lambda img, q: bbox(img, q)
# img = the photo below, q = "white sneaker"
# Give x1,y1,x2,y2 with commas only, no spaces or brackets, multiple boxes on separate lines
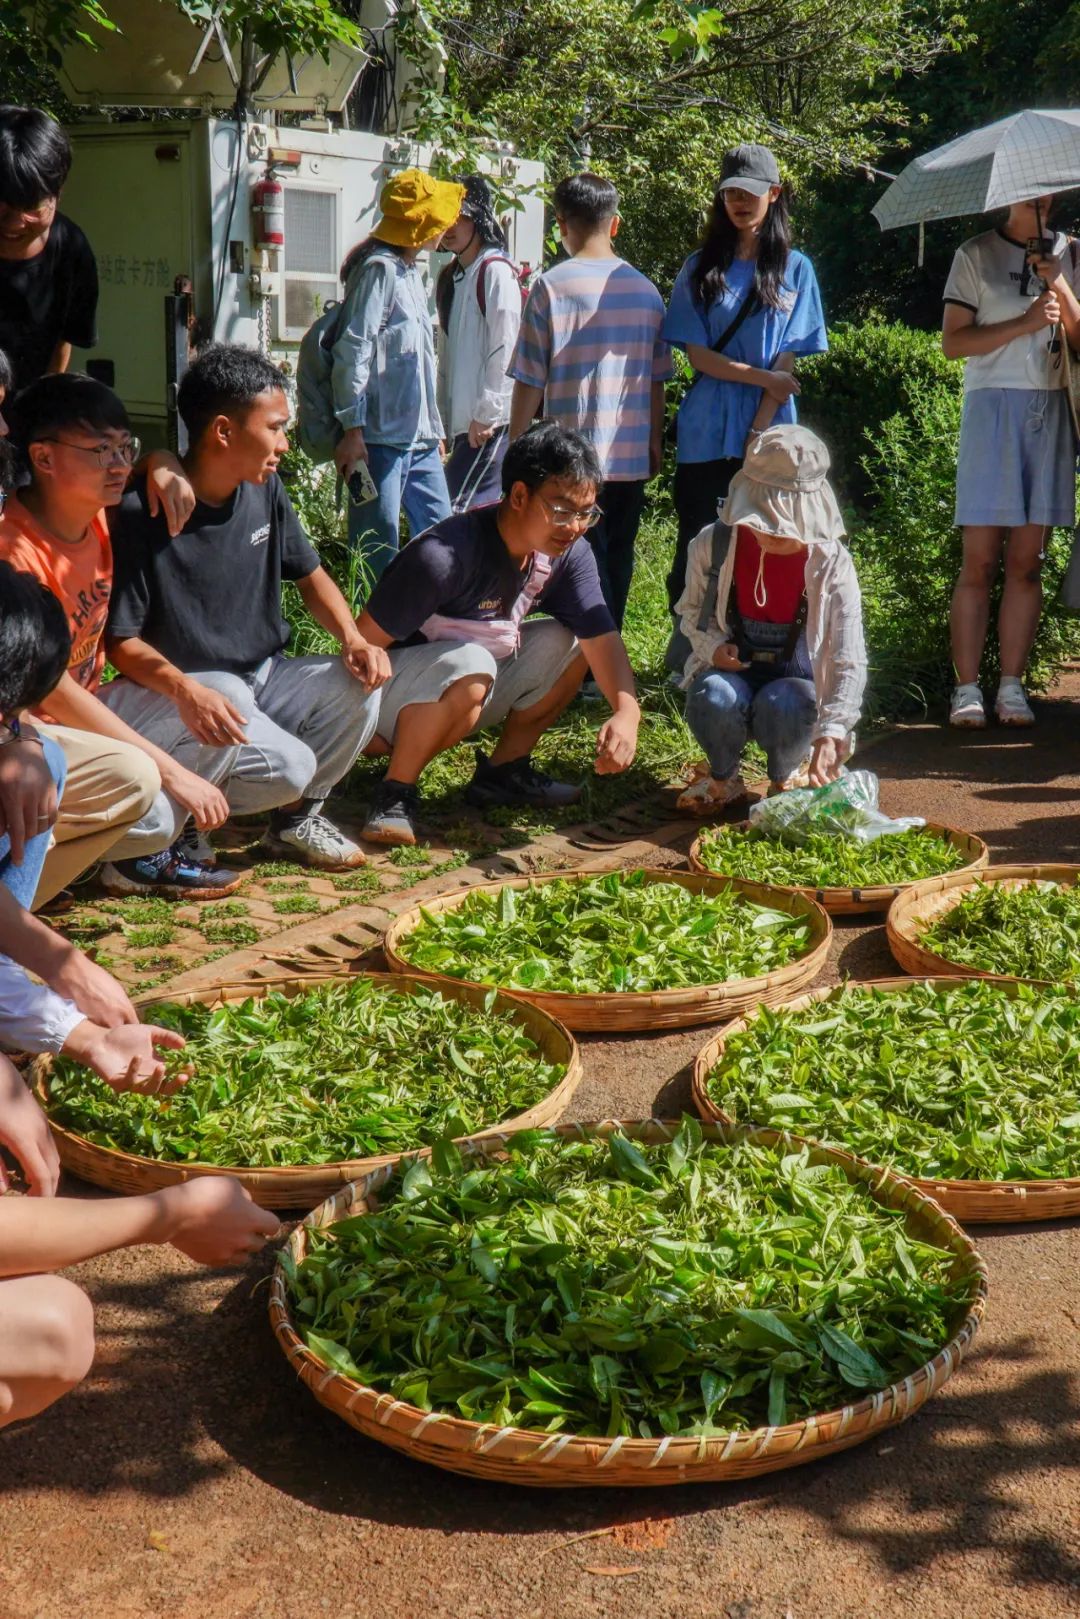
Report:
675,773,748,816
949,683,986,729
260,811,367,870
995,678,1034,727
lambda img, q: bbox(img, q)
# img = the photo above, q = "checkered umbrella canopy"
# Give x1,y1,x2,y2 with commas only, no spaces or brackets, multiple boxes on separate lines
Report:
872,109,1080,231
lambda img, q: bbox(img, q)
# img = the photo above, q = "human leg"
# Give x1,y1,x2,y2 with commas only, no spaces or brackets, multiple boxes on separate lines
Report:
668,458,741,612
676,669,753,813
33,724,162,907
950,525,1005,692
445,429,508,511
0,1273,95,1427
588,480,648,631
400,439,452,538
463,623,587,809
350,443,407,590
750,676,818,785
993,523,1047,726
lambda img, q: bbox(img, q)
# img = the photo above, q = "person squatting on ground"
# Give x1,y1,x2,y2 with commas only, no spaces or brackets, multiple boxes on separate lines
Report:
0,370,225,906
353,420,641,846
331,169,464,584
103,344,390,892
0,105,98,390
436,174,522,513
674,425,866,813
943,192,1080,730
662,144,827,635
507,173,671,634
0,558,213,1091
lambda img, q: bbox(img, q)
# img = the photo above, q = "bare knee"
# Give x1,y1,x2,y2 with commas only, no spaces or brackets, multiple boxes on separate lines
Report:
38,1279,95,1387
958,556,998,590
443,674,493,717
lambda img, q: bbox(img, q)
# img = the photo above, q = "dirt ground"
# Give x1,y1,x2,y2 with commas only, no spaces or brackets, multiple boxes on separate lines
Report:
3,684,1080,1619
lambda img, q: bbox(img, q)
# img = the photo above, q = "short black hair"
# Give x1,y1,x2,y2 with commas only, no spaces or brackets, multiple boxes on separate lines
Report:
501,419,602,496
0,561,71,717
552,172,619,230
0,346,12,397
0,106,71,208
178,343,288,445
5,373,130,457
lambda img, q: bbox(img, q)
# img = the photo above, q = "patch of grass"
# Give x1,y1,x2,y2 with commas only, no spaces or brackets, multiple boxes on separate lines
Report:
61,914,116,944
98,897,178,924
388,844,434,868
271,893,323,915
129,975,173,997
262,878,308,893
199,921,261,947
124,924,176,950
328,869,384,895
432,850,470,875
211,899,250,918
131,953,184,974
250,860,298,878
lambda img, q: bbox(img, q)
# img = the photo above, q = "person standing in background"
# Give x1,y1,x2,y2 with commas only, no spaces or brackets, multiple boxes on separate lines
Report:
0,106,98,390
507,173,671,633
662,145,827,629
436,175,522,512
331,169,464,587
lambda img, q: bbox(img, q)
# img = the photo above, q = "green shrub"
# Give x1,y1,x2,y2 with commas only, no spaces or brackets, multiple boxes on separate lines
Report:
799,321,961,511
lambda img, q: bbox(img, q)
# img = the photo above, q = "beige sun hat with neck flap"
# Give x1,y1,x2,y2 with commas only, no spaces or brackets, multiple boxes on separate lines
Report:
721,424,845,547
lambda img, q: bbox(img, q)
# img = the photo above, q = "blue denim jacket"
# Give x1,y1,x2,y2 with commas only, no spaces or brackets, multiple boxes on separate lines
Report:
331,251,443,447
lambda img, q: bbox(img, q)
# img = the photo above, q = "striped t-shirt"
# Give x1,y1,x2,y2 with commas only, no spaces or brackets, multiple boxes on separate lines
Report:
508,255,672,481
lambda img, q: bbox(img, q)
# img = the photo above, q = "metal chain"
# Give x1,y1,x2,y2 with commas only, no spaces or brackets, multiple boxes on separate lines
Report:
256,291,271,355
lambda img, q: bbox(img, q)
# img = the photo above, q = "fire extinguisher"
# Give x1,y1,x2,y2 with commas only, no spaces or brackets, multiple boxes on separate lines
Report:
252,174,285,252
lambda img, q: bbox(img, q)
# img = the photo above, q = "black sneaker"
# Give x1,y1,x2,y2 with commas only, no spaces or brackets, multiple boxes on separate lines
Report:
362,779,422,847
464,749,583,810
99,841,245,899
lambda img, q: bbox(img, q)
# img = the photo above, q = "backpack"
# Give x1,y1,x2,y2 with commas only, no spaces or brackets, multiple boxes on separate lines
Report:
434,251,531,333
295,252,399,465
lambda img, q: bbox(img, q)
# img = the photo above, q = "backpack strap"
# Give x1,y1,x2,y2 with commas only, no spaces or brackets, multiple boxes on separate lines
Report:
696,519,732,634
476,252,514,318
340,250,399,340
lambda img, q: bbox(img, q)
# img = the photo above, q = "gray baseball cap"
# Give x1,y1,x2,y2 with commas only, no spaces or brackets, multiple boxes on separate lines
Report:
718,143,781,197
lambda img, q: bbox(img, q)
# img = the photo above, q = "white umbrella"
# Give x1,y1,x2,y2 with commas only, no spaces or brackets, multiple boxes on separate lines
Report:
872,108,1080,232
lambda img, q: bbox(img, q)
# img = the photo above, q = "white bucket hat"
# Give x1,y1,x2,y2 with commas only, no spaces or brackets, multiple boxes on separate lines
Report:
721,424,845,548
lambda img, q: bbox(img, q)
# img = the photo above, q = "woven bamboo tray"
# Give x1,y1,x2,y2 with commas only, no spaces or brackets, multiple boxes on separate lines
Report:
31,972,581,1210
382,868,831,1032
692,976,1080,1223
269,1117,987,1487
688,822,989,916
886,864,1080,982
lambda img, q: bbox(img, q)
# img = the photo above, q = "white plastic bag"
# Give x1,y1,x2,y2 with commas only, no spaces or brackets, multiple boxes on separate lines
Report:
747,769,926,846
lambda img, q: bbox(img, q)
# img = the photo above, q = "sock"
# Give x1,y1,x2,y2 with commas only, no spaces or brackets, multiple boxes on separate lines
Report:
997,675,1024,693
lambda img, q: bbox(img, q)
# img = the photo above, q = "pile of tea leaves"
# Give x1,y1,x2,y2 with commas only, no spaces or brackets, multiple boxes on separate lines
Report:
696,825,969,890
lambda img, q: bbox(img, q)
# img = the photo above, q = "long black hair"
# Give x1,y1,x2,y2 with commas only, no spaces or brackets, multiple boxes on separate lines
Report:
340,236,409,285
691,183,792,313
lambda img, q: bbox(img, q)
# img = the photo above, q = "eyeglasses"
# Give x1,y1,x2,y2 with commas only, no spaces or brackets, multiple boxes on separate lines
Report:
39,436,142,469
537,494,602,531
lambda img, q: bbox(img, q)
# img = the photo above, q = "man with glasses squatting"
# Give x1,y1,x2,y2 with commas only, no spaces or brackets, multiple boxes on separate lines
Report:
356,419,641,846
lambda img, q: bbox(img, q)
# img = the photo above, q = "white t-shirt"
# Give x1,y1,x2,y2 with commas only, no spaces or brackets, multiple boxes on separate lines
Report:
438,253,521,439
943,228,1079,392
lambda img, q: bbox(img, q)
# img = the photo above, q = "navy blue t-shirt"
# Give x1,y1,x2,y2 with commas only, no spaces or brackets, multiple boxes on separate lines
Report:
107,473,320,674
365,506,616,645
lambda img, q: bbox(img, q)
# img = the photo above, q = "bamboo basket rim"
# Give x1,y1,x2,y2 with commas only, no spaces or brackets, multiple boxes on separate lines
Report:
886,864,1080,986
692,974,1080,1212
269,1117,988,1487
382,866,831,1013
33,971,581,1197
688,822,989,912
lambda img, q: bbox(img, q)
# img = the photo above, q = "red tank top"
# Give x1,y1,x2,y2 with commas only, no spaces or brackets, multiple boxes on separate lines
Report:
732,524,806,624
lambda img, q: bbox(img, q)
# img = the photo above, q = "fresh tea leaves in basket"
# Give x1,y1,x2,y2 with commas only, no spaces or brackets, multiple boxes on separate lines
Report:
696,824,969,890
920,880,1080,980
282,1120,972,1439
708,980,1080,1183
395,869,813,994
46,980,565,1167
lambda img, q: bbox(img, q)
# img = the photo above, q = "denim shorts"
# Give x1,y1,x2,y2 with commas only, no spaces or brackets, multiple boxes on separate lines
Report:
955,386,1076,527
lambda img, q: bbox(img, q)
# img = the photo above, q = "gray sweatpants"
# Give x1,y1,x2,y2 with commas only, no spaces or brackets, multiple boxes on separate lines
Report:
101,653,381,855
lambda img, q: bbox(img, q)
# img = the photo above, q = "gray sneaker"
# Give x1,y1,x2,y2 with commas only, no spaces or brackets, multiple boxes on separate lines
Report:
362,781,421,847
259,810,367,870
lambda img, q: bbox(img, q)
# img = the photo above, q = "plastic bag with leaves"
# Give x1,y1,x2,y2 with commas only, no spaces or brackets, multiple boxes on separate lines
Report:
747,769,926,846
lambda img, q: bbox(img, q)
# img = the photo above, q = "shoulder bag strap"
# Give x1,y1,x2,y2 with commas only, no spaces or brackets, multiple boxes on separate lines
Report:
781,593,810,665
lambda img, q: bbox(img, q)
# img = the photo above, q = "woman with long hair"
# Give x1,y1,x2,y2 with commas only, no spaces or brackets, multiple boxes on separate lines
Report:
332,169,464,586
662,145,827,622
943,192,1080,728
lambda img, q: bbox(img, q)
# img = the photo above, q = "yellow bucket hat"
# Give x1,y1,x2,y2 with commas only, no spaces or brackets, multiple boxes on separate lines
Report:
374,168,465,249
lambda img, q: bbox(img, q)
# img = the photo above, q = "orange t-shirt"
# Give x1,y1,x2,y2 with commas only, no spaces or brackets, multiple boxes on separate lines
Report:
0,497,112,696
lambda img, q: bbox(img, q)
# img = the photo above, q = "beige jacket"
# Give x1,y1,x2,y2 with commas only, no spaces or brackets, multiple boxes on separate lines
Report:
675,522,867,744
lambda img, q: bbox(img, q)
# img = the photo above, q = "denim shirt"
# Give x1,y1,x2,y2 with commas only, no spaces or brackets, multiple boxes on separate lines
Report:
331,252,443,448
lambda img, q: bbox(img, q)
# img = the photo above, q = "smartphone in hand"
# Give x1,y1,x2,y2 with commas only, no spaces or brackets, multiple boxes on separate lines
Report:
348,465,379,506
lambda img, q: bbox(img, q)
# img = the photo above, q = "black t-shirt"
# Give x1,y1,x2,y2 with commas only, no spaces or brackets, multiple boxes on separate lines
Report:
0,214,99,388
365,507,616,645
107,473,321,675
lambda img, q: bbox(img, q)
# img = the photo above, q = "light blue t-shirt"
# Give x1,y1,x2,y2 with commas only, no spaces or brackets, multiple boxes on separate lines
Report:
662,248,827,463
